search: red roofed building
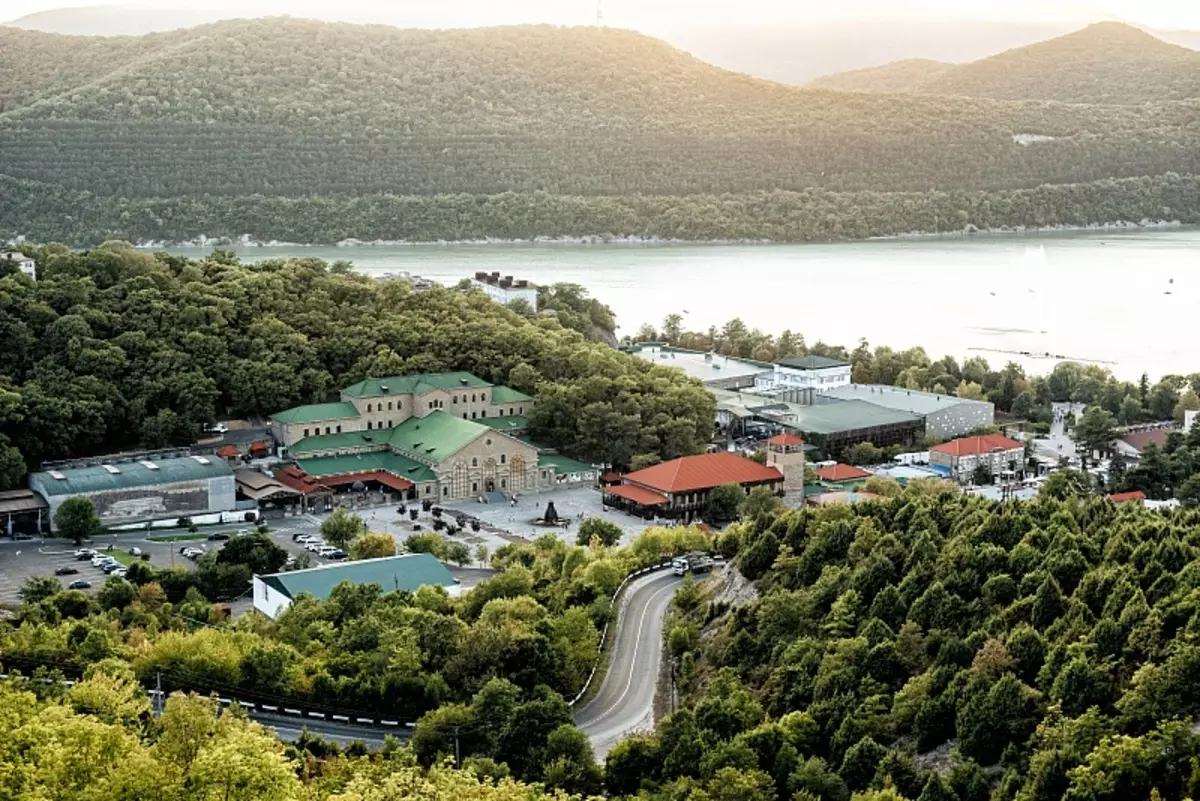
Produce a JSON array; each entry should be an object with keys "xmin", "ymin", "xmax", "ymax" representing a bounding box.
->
[
  {"xmin": 929, "ymin": 434, "xmax": 1025, "ymax": 483},
  {"xmin": 815, "ymin": 463, "xmax": 872, "ymax": 487},
  {"xmin": 1109, "ymin": 490, "xmax": 1146, "ymax": 503},
  {"xmin": 215, "ymin": 444, "xmax": 241, "ymax": 462},
  {"xmin": 602, "ymin": 452, "xmax": 783, "ymax": 521}
]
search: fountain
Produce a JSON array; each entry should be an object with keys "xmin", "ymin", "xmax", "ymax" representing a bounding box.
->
[{"xmin": 532, "ymin": 501, "xmax": 569, "ymax": 528}]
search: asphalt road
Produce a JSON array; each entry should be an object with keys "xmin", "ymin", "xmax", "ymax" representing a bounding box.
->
[{"xmin": 573, "ymin": 570, "xmax": 682, "ymax": 761}]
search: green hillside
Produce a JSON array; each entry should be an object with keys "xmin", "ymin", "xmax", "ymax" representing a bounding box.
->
[
  {"xmin": 2, "ymin": 19, "xmax": 1200, "ymax": 243},
  {"xmin": 808, "ymin": 23, "xmax": 1200, "ymax": 104},
  {"xmin": 807, "ymin": 59, "xmax": 953, "ymax": 94}
]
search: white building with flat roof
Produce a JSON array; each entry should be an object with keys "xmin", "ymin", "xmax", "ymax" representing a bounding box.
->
[
  {"xmin": 472, "ymin": 272, "xmax": 538, "ymax": 311},
  {"xmin": 755, "ymin": 355, "xmax": 852, "ymax": 398}
]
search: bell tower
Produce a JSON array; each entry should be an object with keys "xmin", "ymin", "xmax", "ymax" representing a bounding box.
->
[{"xmin": 766, "ymin": 433, "xmax": 806, "ymax": 494}]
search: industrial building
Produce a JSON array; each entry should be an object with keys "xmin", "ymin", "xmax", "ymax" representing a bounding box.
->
[
  {"xmin": 754, "ymin": 355, "xmax": 852, "ymax": 399},
  {"xmin": 817, "ymin": 384, "xmax": 994, "ymax": 440},
  {"xmin": 712, "ymin": 389, "xmax": 924, "ymax": 459},
  {"xmin": 253, "ymin": 553, "xmax": 459, "ymax": 619},
  {"xmin": 624, "ymin": 343, "xmax": 772, "ymax": 390},
  {"xmin": 29, "ymin": 454, "xmax": 236, "ymax": 531}
]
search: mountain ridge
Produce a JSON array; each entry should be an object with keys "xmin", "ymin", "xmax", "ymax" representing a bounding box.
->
[{"xmin": 807, "ymin": 22, "xmax": 1200, "ymax": 103}]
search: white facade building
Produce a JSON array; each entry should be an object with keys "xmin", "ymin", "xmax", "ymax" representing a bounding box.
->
[
  {"xmin": 472, "ymin": 271, "xmax": 538, "ymax": 311},
  {"xmin": 1, "ymin": 252, "xmax": 36, "ymax": 281},
  {"xmin": 755, "ymin": 355, "xmax": 852, "ymax": 395}
]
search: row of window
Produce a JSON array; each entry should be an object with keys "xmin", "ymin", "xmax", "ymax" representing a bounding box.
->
[
  {"xmin": 366, "ymin": 401, "xmax": 399, "ymax": 413},
  {"xmin": 303, "ymin": 424, "xmax": 342, "ymax": 438}
]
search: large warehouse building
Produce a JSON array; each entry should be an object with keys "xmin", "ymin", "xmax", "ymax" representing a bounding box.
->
[
  {"xmin": 817, "ymin": 384, "xmax": 994, "ymax": 440},
  {"xmin": 29, "ymin": 454, "xmax": 237, "ymax": 531}
]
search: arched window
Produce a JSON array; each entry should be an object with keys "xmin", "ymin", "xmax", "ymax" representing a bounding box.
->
[
  {"xmin": 472, "ymin": 457, "xmax": 478, "ymax": 467},
  {"xmin": 500, "ymin": 454, "xmax": 507, "ymax": 464},
  {"xmin": 471, "ymin": 394, "xmax": 477, "ymax": 402},
  {"xmin": 388, "ymin": 402, "xmax": 393, "ymax": 411},
  {"xmin": 367, "ymin": 403, "xmax": 373, "ymax": 413},
  {"xmin": 366, "ymin": 421, "xmax": 372, "ymax": 430}
]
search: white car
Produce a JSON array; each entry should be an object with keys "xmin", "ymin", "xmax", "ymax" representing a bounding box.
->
[
  {"xmin": 236, "ymin": 529, "xmax": 250, "ymax": 536},
  {"xmin": 207, "ymin": 423, "xmax": 229, "ymax": 434},
  {"xmin": 317, "ymin": 546, "xmax": 339, "ymax": 557},
  {"xmin": 112, "ymin": 569, "xmax": 128, "ymax": 578},
  {"xmin": 295, "ymin": 535, "xmax": 319, "ymax": 544},
  {"xmin": 305, "ymin": 542, "xmax": 324, "ymax": 553}
]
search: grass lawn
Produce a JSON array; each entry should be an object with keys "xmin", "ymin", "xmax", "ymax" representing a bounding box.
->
[
  {"xmin": 108, "ymin": 550, "xmax": 153, "ymax": 567},
  {"xmin": 147, "ymin": 533, "xmax": 207, "ymax": 542}
]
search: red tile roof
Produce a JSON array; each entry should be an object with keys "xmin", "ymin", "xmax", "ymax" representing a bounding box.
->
[
  {"xmin": 768, "ymin": 433, "xmax": 805, "ymax": 447},
  {"xmin": 930, "ymin": 434, "xmax": 1024, "ymax": 457},
  {"xmin": 1109, "ymin": 490, "xmax": 1146, "ymax": 503},
  {"xmin": 604, "ymin": 483, "xmax": 669, "ymax": 506},
  {"xmin": 816, "ymin": 463, "xmax": 873, "ymax": 482},
  {"xmin": 274, "ymin": 466, "xmax": 331, "ymax": 495},
  {"xmin": 216, "ymin": 445, "xmax": 240, "ymax": 458},
  {"xmin": 621, "ymin": 452, "xmax": 783, "ymax": 494},
  {"xmin": 249, "ymin": 440, "xmax": 269, "ymax": 453},
  {"xmin": 320, "ymin": 470, "xmax": 414, "ymax": 492},
  {"xmin": 600, "ymin": 472, "xmax": 623, "ymax": 483}
]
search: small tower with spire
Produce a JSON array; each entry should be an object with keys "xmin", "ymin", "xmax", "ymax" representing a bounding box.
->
[{"xmin": 766, "ymin": 432, "xmax": 806, "ymax": 495}]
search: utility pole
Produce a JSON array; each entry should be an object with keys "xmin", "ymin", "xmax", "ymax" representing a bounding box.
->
[
  {"xmin": 453, "ymin": 725, "xmax": 462, "ymax": 769},
  {"xmin": 155, "ymin": 672, "xmax": 162, "ymax": 717}
]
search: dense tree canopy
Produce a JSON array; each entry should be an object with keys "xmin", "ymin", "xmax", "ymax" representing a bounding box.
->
[
  {"xmin": 0, "ymin": 243, "xmax": 712, "ymax": 479},
  {"xmin": 614, "ymin": 491, "xmax": 1200, "ymax": 801}
]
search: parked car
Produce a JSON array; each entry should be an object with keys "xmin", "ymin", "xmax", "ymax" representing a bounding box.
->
[
  {"xmin": 55, "ymin": 566, "xmax": 79, "ymax": 576},
  {"xmin": 13, "ymin": 533, "xmax": 33, "ymax": 541},
  {"xmin": 75, "ymin": 549, "xmax": 95, "ymax": 560},
  {"xmin": 325, "ymin": 549, "xmax": 348, "ymax": 560},
  {"xmin": 206, "ymin": 423, "xmax": 229, "ymax": 434},
  {"xmin": 112, "ymin": 569, "xmax": 128, "ymax": 578},
  {"xmin": 305, "ymin": 542, "xmax": 324, "ymax": 552},
  {"xmin": 129, "ymin": 547, "xmax": 142, "ymax": 556},
  {"xmin": 296, "ymin": 535, "xmax": 320, "ymax": 544},
  {"xmin": 102, "ymin": 562, "xmax": 123, "ymax": 574},
  {"xmin": 67, "ymin": 580, "xmax": 91, "ymax": 590},
  {"xmin": 236, "ymin": 529, "xmax": 250, "ymax": 536},
  {"xmin": 207, "ymin": 532, "xmax": 230, "ymax": 541},
  {"xmin": 182, "ymin": 548, "xmax": 204, "ymax": 560}
]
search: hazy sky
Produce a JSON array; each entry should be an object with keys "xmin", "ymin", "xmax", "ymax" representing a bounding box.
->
[{"xmin": 6, "ymin": 0, "xmax": 1200, "ymax": 29}]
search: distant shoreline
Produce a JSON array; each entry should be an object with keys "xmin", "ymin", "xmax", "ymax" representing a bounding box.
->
[{"xmin": 135, "ymin": 219, "xmax": 1186, "ymax": 251}]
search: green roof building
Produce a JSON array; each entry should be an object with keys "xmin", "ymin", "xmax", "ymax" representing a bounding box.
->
[
  {"xmin": 29, "ymin": 454, "xmax": 237, "ymax": 531},
  {"xmin": 253, "ymin": 553, "xmax": 458, "ymax": 619}
]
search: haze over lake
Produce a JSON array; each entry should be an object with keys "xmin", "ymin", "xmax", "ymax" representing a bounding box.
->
[{"xmin": 160, "ymin": 229, "xmax": 1199, "ymax": 382}]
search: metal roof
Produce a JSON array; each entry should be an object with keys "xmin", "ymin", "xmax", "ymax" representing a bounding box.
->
[
  {"xmin": 712, "ymin": 389, "xmax": 920, "ymax": 435},
  {"xmin": 260, "ymin": 553, "xmax": 456, "ymax": 601},
  {"xmin": 388, "ymin": 411, "xmax": 489, "ymax": 463},
  {"xmin": 289, "ymin": 429, "xmax": 388, "ymax": 456},
  {"xmin": 477, "ymin": 415, "xmax": 529, "ymax": 432},
  {"xmin": 0, "ymin": 489, "xmax": 48, "ymax": 514},
  {"xmin": 628, "ymin": 344, "xmax": 771, "ymax": 385},
  {"xmin": 777, "ymin": 355, "xmax": 850, "ymax": 370},
  {"xmin": 489, "ymin": 386, "xmax": 533, "ymax": 404},
  {"xmin": 537, "ymin": 453, "xmax": 596, "ymax": 476},
  {"xmin": 296, "ymin": 451, "xmax": 438, "ymax": 483},
  {"xmin": 820, "ymin": 384, "xmax": 993, "ymax": 416},
  {"xmin": 270, "ymin": 401, "xmax": 360, "ymax": 424},
  {"xmin": 31, "ymin": 455, "xmax": 233, "ymax": 496},
  {"xmin": 341, "ymin": 372, "xmax": 491, "ymax": 398}
]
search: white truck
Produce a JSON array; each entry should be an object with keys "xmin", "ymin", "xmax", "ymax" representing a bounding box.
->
[{"xmin": 672, "ymin": 552, "xmax": 715, "ymax": 576}]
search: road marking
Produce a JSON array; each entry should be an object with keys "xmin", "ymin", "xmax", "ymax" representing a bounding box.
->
[{"xmin": 577, "ymin": 576, "xmax": 679, "ymax": 729}]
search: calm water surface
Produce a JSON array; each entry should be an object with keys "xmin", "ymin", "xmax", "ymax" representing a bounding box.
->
[{"xmin": 160, "ymin": 230, "xmax": 1200, "ymax": 382}]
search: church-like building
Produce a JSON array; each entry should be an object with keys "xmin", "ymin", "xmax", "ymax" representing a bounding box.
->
[{"xmin": 268, "ymin": 372, "xmax": 589, "ymax": 501}]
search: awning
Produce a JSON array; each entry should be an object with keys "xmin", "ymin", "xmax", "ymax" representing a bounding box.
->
[
  {"xmin": 604, "ymin": 484, "xmax": 669, "ymax": 506},
  {"xmin": 320, "ymin": 470, "xmax": 415, "ymax": 492}
]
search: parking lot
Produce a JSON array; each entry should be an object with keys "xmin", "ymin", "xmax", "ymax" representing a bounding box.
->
[{"xmin": 0, "ymin": 482, "xmax": 672, "ymax": 606}]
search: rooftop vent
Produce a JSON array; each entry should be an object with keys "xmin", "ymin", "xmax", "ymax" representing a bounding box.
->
[
  {"xmin": 412, "ymin": 442, "xmax": 423, "ymax": 449},
  {"xmin": 140, "ymin": 461, "xmax": 159, "ymax": 470},
  {"xmin": 190, "ymin": 455, "xmax": 211, "ymax": 465},
  {"xmin": 48, "ymin": 470, "xmax": 66, "ymax": 480},
  {"xmin": 380, "ymin": 384, "xmax": 389, "ymax": 392},
  {"xmin": 460, "ymin": 378, "xmax": 469, "ymax": 385},
  {"xmin": 102, "ymin": 464, "xmax": 120, "ymax": 474}
]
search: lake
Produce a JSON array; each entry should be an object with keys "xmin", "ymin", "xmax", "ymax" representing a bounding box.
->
[{"xmin": 159, "ymin": 229, "xmax": 1200, "ymax": 382}]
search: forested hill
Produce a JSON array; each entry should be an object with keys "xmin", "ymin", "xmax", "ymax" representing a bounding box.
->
[
  {"xmin": 808, "ymin": 22, "xmax": 1200, "ymax": 105},
  {"xmin": 2, "ymin": 19, "xmax": 1200, "ymax": 244}
]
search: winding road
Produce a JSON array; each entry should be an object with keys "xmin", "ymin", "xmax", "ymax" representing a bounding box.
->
[{"xmin": 573, "ymin": 570, "xmax": 682, "ymax": 760}]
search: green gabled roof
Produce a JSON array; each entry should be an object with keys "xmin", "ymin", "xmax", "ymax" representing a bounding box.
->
[
  {"xmin": 478, "ymin": 415, "xmax": 529, "ymax": 432},
  {"xmin": 342, "ymin": 372, "xmax": 491, "ymax": 398},
  {"xmin": 296, "ymin": 451, "xmax": 438, "ymax": 483},
  {"xmin": 538, "ymin": 453, "xmax": 597, "ymax": 476},
  {"xmin": 261, "ymin": 553, "xmax": 455, "ymax": 601},
  {"xmin": 289, "ymin": 429, "xmax": 391, "ymax": 456},
  {"xmin": 271, "ymin": 401, "xmax": 359, "ymax": 425},
  {"xmin": 388, "ymin": 411, "xmax": 488, "ymax": 463},
  {"xmin": 490, "ymin": 385, "xmax": 532, "ymax": 404},
  {"xmin": 32, "ymin": 455, "xmax": 233, "ymax": 497}
]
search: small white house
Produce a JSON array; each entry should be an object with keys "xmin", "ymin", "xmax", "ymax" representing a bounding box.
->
[
  {"xmin": 471, "ymin": 271, "xmax": 538, "ymax": 311},
  {"xmin": 1, "ymin": 252, "xmax": 36, "ymax": 281},
  {"xmin": 755, "ymin": 355, "xmax": 852, "ymax": 395}
]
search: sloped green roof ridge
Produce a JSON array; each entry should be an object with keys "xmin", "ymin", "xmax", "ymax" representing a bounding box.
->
[
  {"xmin": 295, "ymin": 451, "xmax": 437, "ymax": 483},
  {"xmin": 342, "ymin": 372, "xmax": 491, "ymax": 398},
  {"xmin": 537, "ymin": 453, "xmax": 597, "ymax": 476},
  {"xmin": 261, "ymin": 553, "xmax": 455, "ymax": 600},
  {"xmin": 490, "ymin": 385, "xmax": 533, "ymax": 404},
  {"xmin": 271, "ymin": 401, "xmax": 359, "ymax": 424},
  {"xmin": 387, "ymin": 411, "xmax": 488, "ymax": 463},
  {"xmin": 289, "ymin": 428, "xmax": 391, "ymax": 456},
  {"xmin": 478, "ymin": 415, "xmax": 529, "ymax": 432}
]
